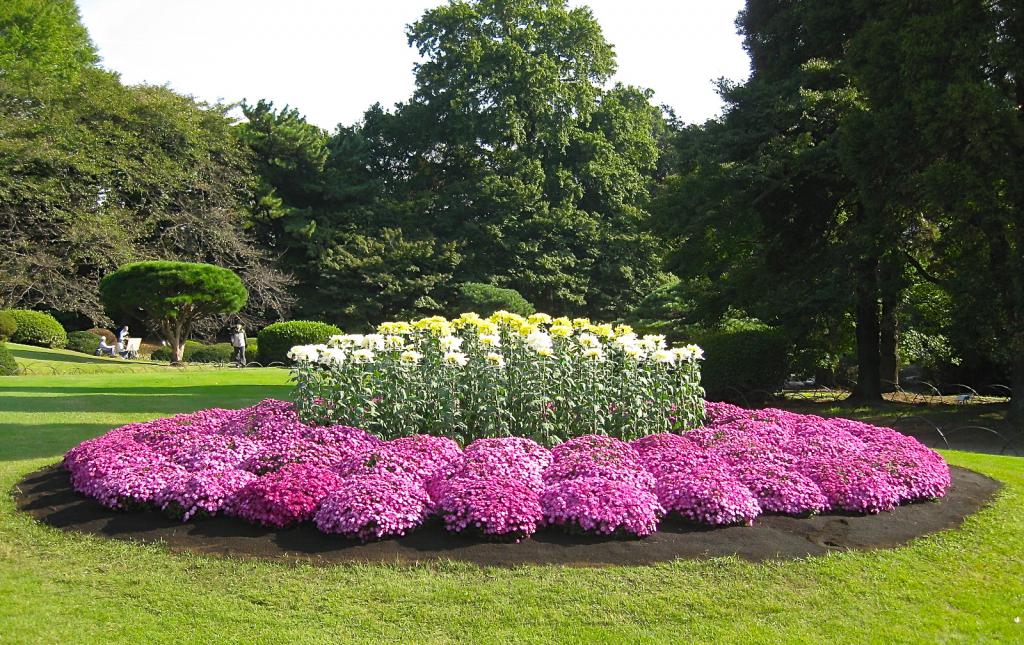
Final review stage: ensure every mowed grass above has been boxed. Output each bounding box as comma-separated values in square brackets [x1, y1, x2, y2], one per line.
[1, 364, 1022, 643]
[8, 342, 186, 375]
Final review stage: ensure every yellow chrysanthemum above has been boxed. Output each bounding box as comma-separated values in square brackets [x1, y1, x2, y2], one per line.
[527, 313, 552, 325]
[549, 324, 573, 338]
[377, 321, 412, 334]
[590, 323, 615, 339]
[614, 324, 634, 337]
[551, 316, 571, 327]
[572, 317, 591, 329]
[475, 320, 498, 334]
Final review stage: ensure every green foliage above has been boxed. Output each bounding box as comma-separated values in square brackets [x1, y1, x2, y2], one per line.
[452, 283, 535, 318]
[0, 2, 291, 325]
[257, 321, 342, 364]
[0, 343, 18, 375]
[65, 330, 101, 355]
[3, 310, 67, 348]
[293, 316, 704, 444]
[237, 0, 666, 324]
[150, 340, 204, 363]
[0, 311, 17, 343]
[696, 320, 790, 400]
[99, 261, 247, 362]
[188, 343, 236, 364]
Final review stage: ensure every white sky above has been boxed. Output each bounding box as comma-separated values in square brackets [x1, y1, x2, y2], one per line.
[76, 0, 750, 131]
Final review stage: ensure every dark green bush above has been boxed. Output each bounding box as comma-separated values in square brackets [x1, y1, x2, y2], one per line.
[66, 330, 102, 354]
[696, 320, 790, 401]
[189, 343, 235, 363]
[150, 340, 204, 362]
[0, 343, 18, 375]
[0, 311, 17, 343]
[3, 309, 67, 348]
[258, 321, 342, 364]
[453, 283, 534, 317]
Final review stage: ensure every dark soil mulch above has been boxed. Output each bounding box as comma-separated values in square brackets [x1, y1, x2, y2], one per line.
[12, 465, 1000, 567]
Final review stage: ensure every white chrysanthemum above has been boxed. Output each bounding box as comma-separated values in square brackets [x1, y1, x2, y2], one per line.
[287, 344, 319, 363]
[439, 335, 464, 351]
[535, 347, 553, 357]
[485, 352, 505, 367]
[623, 344, 645, 360]
[577, 333, 600, 348]
[613, 332, 638, 347]
[651, 349, 676, 364]
[686, 343, 704, 360]
[317, 347, 347, 366]
[400, 350, 423, 364]
[479, 334, 501, 347]
[443, 351, 469, 367]
[331, 334, 364, 347]
[582, 346, 604, 361]
[352, 348, 375, 363]
[643, 334, 667, 350]
[362, 334, 386, 350]
[526, 331, 553, 352]
[384, 335, 406, 348]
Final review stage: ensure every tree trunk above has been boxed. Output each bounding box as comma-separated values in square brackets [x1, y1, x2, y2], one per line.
[850, 258, 883, 402]
[879, 294, 899, 393]
[1010, 351, 1024, 422]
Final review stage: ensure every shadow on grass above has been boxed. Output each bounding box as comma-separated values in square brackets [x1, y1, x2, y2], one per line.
[8, 346, 157, 367]
[0, 383, 291, 407]
[0, 423, 122, 461]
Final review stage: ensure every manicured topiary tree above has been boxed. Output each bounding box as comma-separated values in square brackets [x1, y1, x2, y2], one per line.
[99, 261, 248, 363]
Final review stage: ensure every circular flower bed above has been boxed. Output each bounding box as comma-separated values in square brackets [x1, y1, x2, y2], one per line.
[62, 399, 951, 542]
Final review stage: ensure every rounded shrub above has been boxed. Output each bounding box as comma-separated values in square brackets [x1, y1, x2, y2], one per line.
[0, 311, 17, 343]
[4, 309, 68, 348]
[189, 343, 235, 364]
[66, 330, 102, 354]
[0, 343, 18, 375]
[697, 320, 790, 401]
[258, 321, 342, 364]
[453, 283, 534, 317]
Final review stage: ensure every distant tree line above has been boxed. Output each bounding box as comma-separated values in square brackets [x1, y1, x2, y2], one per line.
[1, 0, 1021, 410]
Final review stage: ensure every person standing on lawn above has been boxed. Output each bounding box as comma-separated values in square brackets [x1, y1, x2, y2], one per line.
[230, 323, 247, 366]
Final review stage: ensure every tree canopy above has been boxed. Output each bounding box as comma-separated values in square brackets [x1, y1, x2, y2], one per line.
[99, 261, 248, 362]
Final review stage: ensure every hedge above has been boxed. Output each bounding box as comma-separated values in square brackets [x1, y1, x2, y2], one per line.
[3, 310, 67, 348]
[453, 282, 534, 317]
[696, 320, 790, 401]
[66, 331, 102, 355]
[258, 321, 342, 364]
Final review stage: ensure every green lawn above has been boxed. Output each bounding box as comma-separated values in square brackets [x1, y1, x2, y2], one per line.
[1, 364, 1022, 642]
[7, 342, 181, 375]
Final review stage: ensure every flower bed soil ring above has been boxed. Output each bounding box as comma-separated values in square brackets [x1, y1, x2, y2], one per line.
[12, 400, 1001, 567]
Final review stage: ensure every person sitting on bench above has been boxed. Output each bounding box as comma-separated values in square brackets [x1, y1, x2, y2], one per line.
[96, 337, 118, 357]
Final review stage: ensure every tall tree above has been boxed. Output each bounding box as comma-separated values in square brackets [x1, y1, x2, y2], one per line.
[845, 0, 1024, 414]
[398, 0, 666, 315]
[0, 0, 292, 328]
[653, 0, 902, 400]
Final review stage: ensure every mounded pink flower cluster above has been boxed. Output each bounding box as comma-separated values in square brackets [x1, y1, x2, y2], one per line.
[63, 399, 950, 541]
